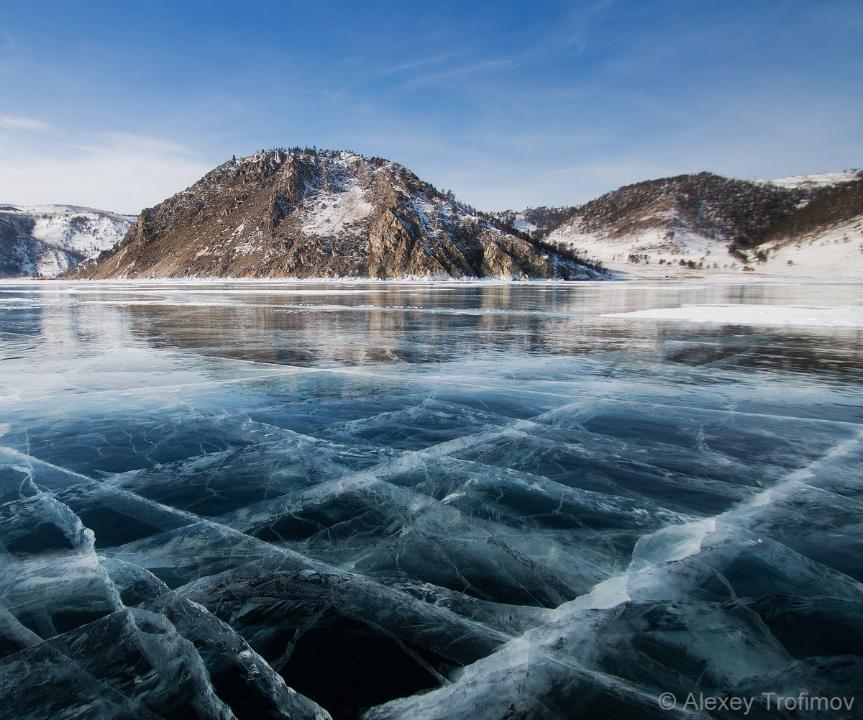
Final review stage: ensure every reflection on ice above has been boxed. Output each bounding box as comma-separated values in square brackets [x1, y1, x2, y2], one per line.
[1, 280, 862, 719]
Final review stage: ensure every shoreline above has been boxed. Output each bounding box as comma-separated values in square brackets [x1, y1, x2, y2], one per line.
[2, 274, 862, 285]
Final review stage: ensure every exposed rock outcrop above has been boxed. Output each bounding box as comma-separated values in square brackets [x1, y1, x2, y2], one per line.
[72, 150, 600, 280]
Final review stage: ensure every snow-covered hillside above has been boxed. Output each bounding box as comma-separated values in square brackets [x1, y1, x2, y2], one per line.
[547, 218, 742, 278]
[548, 217, 863, 279]
[758, 170, 860, 190]
[0, 204, 134, 277]
[757, 215, 863, 278]
[539, 170, 863, 279]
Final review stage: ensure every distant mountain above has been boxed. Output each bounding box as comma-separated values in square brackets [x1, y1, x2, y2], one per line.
[521, 170, 863, 278]
[71, 149, 602, 280]
[21, 160, 862, 282]
[0, 204, 134, 278]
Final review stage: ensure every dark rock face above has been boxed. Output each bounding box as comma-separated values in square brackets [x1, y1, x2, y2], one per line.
[73, 150, 600, 280]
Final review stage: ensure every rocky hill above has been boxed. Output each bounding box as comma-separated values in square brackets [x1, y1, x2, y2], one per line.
[0, 205, 134, 278]
[71, 149, 602, 280]
[19, 159, 861, 282]
[535, 170, 863, 278]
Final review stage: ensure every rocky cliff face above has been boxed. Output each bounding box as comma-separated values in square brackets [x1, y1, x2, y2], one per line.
[0, 205, 134, 278]
[72, 150, 601, 280]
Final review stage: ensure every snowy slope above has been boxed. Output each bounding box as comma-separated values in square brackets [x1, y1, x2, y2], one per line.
[541, 170, 863, 279]
[546, 215, 733, 278]
[548, 213, 863, 280]
[757, 215, 863, 278]
[758, 170, 860, 190]
[0, 204, 134, 277]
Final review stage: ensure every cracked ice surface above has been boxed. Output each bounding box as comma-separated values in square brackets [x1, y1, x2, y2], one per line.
[1, 279, 862, 719]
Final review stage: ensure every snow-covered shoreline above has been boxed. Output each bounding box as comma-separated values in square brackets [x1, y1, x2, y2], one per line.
[2, 275, 861, 287]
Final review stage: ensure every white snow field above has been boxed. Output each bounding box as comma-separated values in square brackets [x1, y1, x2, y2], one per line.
[758, 170, 861, 190]
[607, 303, 863, 328]
[546, 214, 863, 281]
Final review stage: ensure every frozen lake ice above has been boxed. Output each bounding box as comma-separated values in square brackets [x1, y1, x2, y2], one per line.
[1, 279, 862, 719]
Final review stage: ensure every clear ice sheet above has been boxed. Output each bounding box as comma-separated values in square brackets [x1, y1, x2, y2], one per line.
[1, 280, 862, 719]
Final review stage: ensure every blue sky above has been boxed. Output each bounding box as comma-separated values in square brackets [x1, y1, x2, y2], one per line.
[0, 0, 860, 213]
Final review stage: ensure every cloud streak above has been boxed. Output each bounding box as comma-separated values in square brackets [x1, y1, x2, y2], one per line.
[0, 131, 210, 213]
[0, 115, 51, 130]
[378, 51, 468, 76]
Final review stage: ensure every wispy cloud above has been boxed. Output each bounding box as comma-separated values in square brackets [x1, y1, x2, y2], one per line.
[0, 130, 210, 213]
[379, 51, 468, 76]
[0, 115, 51, 130]
[405, 57, 517, 87]
[392, 0, 613, 90]
[73, 132, 194, 157]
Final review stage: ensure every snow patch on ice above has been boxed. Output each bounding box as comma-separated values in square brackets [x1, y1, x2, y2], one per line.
[605, 303, 863, 328]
